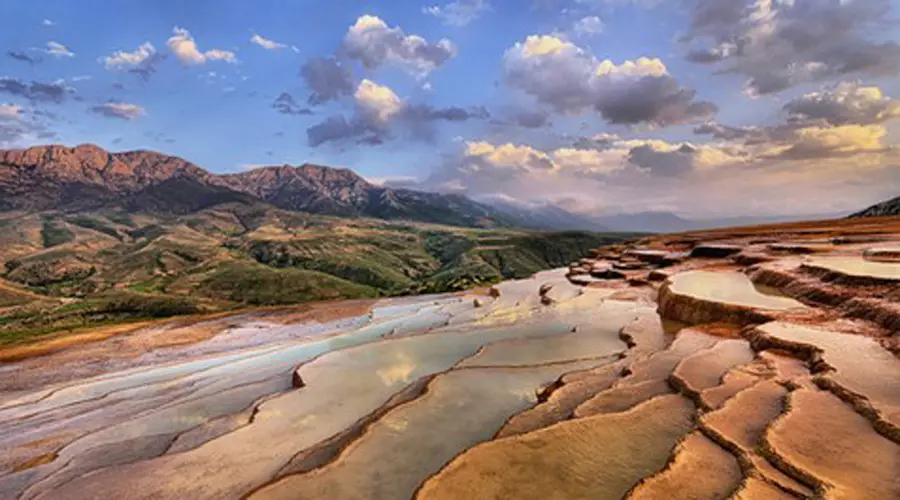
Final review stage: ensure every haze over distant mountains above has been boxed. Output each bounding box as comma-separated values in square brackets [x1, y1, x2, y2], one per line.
[0, 144, 852, 233]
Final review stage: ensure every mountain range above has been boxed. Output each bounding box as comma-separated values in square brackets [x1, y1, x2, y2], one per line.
[0, 144, 868, 232]
[0, 144, 513, 228]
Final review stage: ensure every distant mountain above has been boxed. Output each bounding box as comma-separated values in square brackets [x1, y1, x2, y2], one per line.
[487, 200, 611, 232]
[0, 144, 513, 228]
[592, 211, 695, 233]
[850, 196, 900, 218]
[215, 165, 513, 228]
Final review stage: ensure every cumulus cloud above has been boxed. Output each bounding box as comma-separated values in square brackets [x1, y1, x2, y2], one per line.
[301, 57, 355, 105]
[342, 15, 457, 76]
[423, 0, 491, 26]
[90, 101, 145, 120]
[783, 82, 900, 126]
[0, 77, 73, 103]
[504, 35, 716, 126]
[307, 79, 488, 146]
[694, 82, 900, 160]
[681, 0, 900, 95]
[451, 135, 734, 186]
[167, 27, 236, 65]
[45, 41, 74, 57]
[102, 42, 156, 68]
[425, 125, 900, 217]
[272, 92, 313, 115]
[101, 42, 163, 79]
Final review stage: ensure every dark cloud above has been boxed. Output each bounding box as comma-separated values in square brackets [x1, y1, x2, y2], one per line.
[404, 104, 489, 122]
[307, 116, 371, 147]
[7, 50, 41, 65]
[503, 38, 716, 127]
[301, 57, 354, 105]
[597, 75, 717, 126]
[682, 0, 900, 95]
[511, 109, 551, 128]
[627, 143, 698, 177]
[782, 82, 900, 126]
[341, 15, 456, 75]
[0, 77, 73, 103]
[272, 92, 313, 116]
[307, 102, 488, 147]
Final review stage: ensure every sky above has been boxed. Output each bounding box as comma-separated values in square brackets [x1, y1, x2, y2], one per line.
[2, 0, 900, 218]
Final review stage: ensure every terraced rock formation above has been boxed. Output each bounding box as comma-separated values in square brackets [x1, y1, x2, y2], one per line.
[1, 215, 899, 499]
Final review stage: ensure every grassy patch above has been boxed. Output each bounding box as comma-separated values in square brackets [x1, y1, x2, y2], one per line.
[198, 262, 377, 305]
[40, 217, 75, 248]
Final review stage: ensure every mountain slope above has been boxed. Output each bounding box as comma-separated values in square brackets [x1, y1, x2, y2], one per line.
[850, 196, 900, 218]
[215, 165, 511, 227]
[0, 144, 512, 228]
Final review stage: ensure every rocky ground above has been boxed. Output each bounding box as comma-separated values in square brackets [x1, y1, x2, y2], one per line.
[0, 216, 898, 499]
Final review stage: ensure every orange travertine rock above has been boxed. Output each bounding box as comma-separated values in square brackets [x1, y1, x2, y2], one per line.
[703, 380, 787, 452]
[669, 340, 757, 403]
[573, 379, 672, 418]
[416, 395, 696, 500]
[751, 322, 900, 440]
[626, 432, 742, 500]
[250, 363, 604, 500]
[765, 389, 900, 500]
[731, 477, 797, 500]
[658, 271, 807, 326]
[496, 362, 622, 437]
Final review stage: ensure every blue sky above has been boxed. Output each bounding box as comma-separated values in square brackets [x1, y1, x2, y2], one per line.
[2, 0, 900, 217]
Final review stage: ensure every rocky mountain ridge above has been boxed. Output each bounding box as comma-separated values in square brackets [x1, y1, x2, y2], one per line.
[851, 195, 900, 218]
[0, 144, 511, 228]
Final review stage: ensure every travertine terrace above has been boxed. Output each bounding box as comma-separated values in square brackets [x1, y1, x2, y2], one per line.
[1, 216, 899, 499]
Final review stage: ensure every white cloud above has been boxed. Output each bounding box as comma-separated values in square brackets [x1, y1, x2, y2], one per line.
[167, 27, 236, 65]
[42, 19, 55, 27]
[354, 79, 404, 123]
[102, 42, 156, 68]
[343, 15, 457, 76]
[573, 16, 604, 37]
[423, 0, 491, 26]
[250, 33, 298, 52]
[91, 102, 146, 120]
[45, 41, 74, 57]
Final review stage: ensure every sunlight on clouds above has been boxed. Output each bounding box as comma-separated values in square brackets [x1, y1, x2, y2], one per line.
[167, 27, 236, 65]
[354, 79, 404, 123]
[520, 35, 576, 57]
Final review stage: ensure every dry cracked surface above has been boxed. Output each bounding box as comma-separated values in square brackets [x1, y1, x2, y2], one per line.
[2, 218, 900, 499]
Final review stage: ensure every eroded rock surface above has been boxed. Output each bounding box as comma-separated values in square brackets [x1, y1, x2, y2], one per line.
[2, 217, 900, 499]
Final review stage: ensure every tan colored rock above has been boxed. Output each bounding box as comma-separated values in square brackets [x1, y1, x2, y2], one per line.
[417, 395, 697, 500]
[765, 389, 900, 499]
[626, 432, 742, 500]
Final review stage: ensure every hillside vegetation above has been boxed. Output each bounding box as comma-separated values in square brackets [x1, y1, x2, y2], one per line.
[0, 205, 635, 345]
